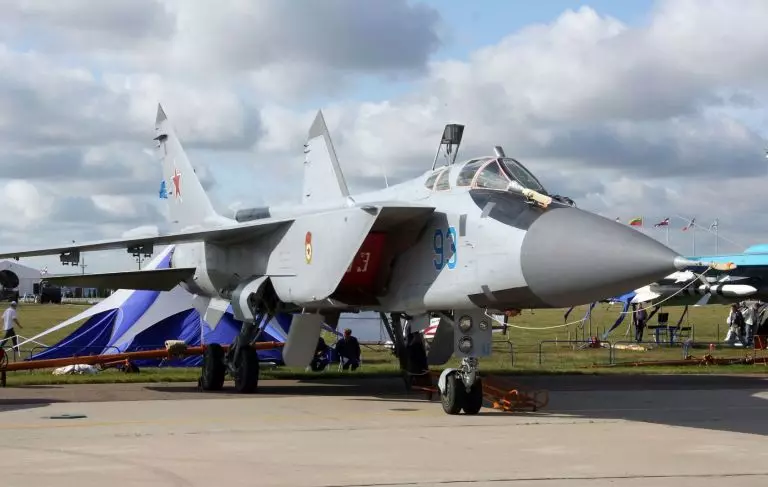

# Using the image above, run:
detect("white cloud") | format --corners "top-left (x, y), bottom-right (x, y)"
top-left (0, 180), bottom-right (54, 228)
top-left (1, 0), bottom-right (768, 273)
top-left (121, 225), bottom-right (159, 239)
top-left (90, 195), bottom-right (138, 218)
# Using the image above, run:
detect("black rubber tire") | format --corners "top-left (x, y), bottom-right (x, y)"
top-left (441, 373), bottom-right (465, 415)
top-left (233, 348), bottom-right (260, 393)
top-left (462, 378), bottom-right (483, 415)
top-left (200, 343), bottom-right (225, 391)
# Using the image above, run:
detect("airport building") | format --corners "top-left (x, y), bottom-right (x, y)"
top-left (0, 260), bottom-right (41, 300)
top-left (0, 259), bottom-right (109, 302)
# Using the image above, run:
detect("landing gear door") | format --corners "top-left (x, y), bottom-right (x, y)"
top-left (427, 316), bottom-right (454, 366)
top-left (283, 313), bottom-right (324, 367)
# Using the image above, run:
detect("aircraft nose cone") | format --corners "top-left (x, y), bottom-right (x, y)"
top-left (520, 207), bottom-right (680, 307)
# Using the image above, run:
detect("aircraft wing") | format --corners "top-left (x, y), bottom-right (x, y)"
top-left (42, 268), bottom-right (197, 291)
top-left (0, 202), bottom-right (439, 262)
top-left (0, 217), bottom-right (295, 260)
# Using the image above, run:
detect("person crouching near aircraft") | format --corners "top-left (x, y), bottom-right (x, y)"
top-left (336, 328), bottom-right (361, 371)
top-left (308, 336), bottom-right (330, 372)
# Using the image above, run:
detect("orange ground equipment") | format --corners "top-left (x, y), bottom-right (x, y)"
top-left (0, 341), bottom-right (283, 387)
top-left (410, 370), bottom-right (549, 413)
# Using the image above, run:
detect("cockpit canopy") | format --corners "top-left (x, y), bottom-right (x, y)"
top-left (424, 156), bottom-right (548, 195)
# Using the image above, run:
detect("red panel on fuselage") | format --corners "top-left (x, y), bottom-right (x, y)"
top-left (338, 232), bottom-right (387, 290)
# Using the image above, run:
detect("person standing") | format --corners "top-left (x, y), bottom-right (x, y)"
top-left (725, 303), bottom-right (746, 345)
top-left (748, 302), bottom-right (761, 345)
top-left (1, 301), bottom-right (22, 353)
top-left (634, 305), bottom-right (647, 343)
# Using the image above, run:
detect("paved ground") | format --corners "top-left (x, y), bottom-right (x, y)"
top-left (1, 374), bottom-right (768, 486)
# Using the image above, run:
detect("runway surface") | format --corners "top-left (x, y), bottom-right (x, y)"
top-left (2, 374), bottom-right (768, 487)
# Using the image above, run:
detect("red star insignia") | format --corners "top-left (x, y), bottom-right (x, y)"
top-left (172, 168), bottom-right (181, 199)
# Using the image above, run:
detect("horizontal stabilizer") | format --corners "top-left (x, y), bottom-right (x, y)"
top-left (43, 268), bottom-right (196, 291)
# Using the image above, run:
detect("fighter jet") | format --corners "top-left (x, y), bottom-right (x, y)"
top-left (632, 245), bottom-right (768, 306)
top-left (0, 105), bottom-right (732, 415)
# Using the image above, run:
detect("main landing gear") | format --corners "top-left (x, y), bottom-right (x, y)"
top-left (198, 313), bottom-right (266, 393)
top-left (438, 357), bottom-right (483, 415)
top-left (199, 278), bottom-right (276, 393)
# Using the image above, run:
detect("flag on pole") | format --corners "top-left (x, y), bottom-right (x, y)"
top-left (628, 217), bottom-right (643, 227)
top-left (654, 218), bottom-right (670, 227)
top-left (709, 219), bottom-right (719, 231)
top-left (682, 218), bottom-right (696, 231)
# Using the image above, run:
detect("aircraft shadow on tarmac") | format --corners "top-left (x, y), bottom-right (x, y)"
top-left (4, 373), bottom-right (767, 435)
top-left (0, 398), bottom-right (65, 414)
top-left (492, 374), bottom-right (768, 437)
top-left (144, 373), bottom-right (768, 436)
top-left (145, 376), bottom-right (415, 400)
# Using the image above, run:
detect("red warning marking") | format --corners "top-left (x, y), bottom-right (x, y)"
top-left (339, 232), bottom-right (386, 289)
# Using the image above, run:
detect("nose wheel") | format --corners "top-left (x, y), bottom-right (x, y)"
top-left (439, 358), bottom-right (483, 415)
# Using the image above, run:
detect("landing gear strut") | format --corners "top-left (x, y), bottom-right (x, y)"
top-left (199, 313), bottom-right (268, 393)
top-left (381, 312), bottom-right (431, 392)
top-left (199, 278), bottom-right (276, 393)
top-left (440, 357), bottom-right (483, 415)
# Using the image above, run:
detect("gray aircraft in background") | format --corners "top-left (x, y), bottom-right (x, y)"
top-left (0, 105), bottom-right (731, 415)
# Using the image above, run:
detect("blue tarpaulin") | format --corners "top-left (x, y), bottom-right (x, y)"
top-left (26, 245), bottom-right (288, 366)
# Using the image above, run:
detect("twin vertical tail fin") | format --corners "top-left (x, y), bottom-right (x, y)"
top-left (302, 111), bottom-right (351, 205)
top-left (154, 104), bottom-right (232, 231)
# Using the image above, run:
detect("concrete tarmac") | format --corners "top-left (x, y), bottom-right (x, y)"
top-left (1, 374), bottom-right (768, 486)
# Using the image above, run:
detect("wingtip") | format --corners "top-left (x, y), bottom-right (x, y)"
top-left (156, 103), bottom-right (167, 124)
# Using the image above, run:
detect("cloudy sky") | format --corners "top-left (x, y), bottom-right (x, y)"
top-left (0, 0), bottom-right (766, 274)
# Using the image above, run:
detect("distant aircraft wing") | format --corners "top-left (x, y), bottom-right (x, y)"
top-left (42, 268), bottom-right (197, 291)
top-left (0, 217), bottom-right (295, 260)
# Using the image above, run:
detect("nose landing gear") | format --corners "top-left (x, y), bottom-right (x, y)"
top-left (439, 357), bottom-right (483, 415)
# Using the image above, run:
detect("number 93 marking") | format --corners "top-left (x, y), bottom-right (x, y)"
top-left (433, 226), bottom-right (457, 270)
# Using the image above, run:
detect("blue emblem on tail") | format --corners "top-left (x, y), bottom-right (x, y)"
top-left (159, 180), bottom-right (168, 199)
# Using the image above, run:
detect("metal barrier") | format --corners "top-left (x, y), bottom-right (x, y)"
top-left (499, 339), bottom-right (515, 366)
top-left (537, 340), bottom-right (612, 366)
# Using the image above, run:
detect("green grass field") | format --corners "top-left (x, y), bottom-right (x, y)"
top-left (1, 301), bottom-right (766, 387)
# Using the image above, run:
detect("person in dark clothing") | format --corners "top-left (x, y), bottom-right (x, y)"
top-left (336, 328), bottom-right (361, 371)
top-left (405, 330), bottom-right (430, 388)
top-left (635, 306), bottom-right (647, 343)
top-left (732, 304), bottom-right (747, 344)
top-left (309, 336), bottom-right (330, 371)
top-left (406, 331), bottom-right (428, 373)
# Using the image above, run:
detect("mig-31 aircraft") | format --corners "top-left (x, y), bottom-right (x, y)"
top-left (0, 105), bottom-right (733, 415)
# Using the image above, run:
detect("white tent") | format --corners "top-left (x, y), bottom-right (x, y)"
top-left (0, 260), bottom-right (42, 297)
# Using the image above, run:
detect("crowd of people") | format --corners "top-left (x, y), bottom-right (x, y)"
top-left (723, 301), bottom-right (765, 346)
top-left (630, 300), bottom-right (767, 347)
